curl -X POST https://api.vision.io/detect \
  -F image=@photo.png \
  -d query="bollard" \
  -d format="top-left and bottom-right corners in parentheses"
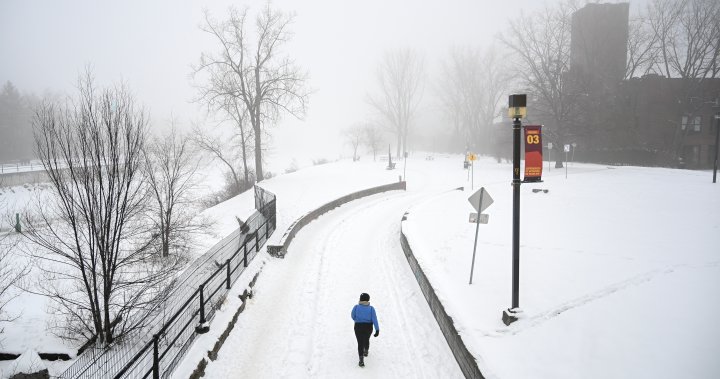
top-left (15, 213), bottom-right (21, 233)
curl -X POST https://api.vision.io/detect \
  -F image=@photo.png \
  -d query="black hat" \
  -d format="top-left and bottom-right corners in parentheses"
top-left (359, 293), bottom-right (370, 302)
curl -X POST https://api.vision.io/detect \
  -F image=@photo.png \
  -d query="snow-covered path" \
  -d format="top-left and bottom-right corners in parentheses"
top-left (202, 191), bottom-right (463, 378)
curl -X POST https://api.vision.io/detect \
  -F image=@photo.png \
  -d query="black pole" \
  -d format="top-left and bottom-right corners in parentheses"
top-left (152, 334), bottom-right (159, 379)
top-left (226, 259), bottom-right (231, 289)
top-left (511, 117), bottom-right (521, 309)
top-left (713, 116), bottom-right (719, 183)
top-left (243, 245), bottom-right (248, 267)
top-left (199, 284), bottom-right (206, 325)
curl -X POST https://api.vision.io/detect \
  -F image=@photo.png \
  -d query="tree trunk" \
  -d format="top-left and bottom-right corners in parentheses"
top-left (396, 134), bottom-right (401, 158)
top-left (253, 117), bottom-right (263, 182)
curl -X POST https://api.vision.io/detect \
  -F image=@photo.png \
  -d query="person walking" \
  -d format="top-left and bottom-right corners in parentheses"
top-left (351, 292), bottom-right (380, 367)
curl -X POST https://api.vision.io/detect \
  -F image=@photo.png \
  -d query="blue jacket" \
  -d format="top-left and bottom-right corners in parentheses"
top-left (351, 303), bottom-right (379, 331)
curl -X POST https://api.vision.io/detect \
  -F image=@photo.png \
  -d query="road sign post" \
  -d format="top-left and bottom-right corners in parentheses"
top-left (468, 187), bottom-right (493, 285)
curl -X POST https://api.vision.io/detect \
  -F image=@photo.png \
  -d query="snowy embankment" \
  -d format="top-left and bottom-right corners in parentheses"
top-left (0, 159), bottom-right (399, 378)
top-left (402, 160), bottom-right (720, 379)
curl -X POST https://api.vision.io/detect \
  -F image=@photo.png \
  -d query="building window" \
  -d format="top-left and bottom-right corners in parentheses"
top-left (681, 115), bottom-right (702, 132)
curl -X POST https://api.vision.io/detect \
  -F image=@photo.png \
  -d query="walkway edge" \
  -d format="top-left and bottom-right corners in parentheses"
top-left (400, 220), bottom-right (485, 379)
top-left (267, 181), bottom-right (406, 257)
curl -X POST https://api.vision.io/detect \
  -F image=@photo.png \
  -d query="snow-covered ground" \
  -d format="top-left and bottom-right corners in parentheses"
top-left (199, 191), bottom-right (463, 378)
top-left (2, 154), bottom-right (719, 378)
top-left (185, 154), bottom-right (718, 379)
top-left (402, 158), bottom-right (720, 379)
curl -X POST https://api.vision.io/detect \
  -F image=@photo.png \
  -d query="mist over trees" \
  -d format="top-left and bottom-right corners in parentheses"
top-left (367, 49), bottom-right (425, 158)
top-left (0, 81), bottom-right (35, 162)
top-left (193, 4), bottom-right (310, 183)
top-left (437, 45), bottom-right (510, 155)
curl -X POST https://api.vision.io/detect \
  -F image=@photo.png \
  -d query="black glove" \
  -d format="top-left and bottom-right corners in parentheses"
top-left (374, 330), bottom-right (379, 337)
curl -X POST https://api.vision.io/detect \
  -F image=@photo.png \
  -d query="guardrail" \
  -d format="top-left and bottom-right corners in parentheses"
top-left (267, 181), bottom-right (406, 258)
top-left (59, 186), bottom-right (276, 379)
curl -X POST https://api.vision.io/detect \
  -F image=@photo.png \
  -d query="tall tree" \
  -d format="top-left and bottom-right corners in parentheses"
top-left (0, 81), bottom-right (35, 161)
top-left (645, 0), bottom-right (720, 161)
top-left (24, 73), bottom-right (179, 345)
top-left (500, 1), bottom-right (582, 167)
top-left (144, 125), bottom-right (206, 258)
top-left (194, 4), bottom-right (310, 182)
top-left (368, 48), bottom-right (424, 158)
top-left (648, 0), bottom-right (720, 80)
top-left (439, 45), bottom-right (510, 153)
top-left (343, 125), bottom-right (364, 161)
top-left (363, 123), bottom-right (383, 161)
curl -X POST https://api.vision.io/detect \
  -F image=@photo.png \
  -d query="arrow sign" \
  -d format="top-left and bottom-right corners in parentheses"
top-left (468, 187), bottom-right (493, 213)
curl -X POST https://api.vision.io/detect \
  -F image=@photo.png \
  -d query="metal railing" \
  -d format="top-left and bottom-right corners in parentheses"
top-left (59, 186), bottom-right (276, 379)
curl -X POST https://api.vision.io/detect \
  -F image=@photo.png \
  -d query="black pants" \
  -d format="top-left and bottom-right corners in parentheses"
top-left (354, 323), bottom-right (373, 358)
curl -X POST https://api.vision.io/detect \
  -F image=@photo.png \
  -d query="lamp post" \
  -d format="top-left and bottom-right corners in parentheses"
top-left (503, 94), bottom-right (526, 326)
top-left (714, 114), bottom-right (719, 183)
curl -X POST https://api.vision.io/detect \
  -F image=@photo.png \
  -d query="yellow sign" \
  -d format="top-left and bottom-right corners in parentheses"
top-left (467, 153), bottom-right (477, 161)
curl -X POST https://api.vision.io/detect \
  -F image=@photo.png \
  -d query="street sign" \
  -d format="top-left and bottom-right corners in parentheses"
top-left (467, 153), bottom-right (477, 161)
top-left (468, 187), bottom-right (493, 213)
top-left (564, 144), bottom-right (571, 152)
top-left (469, 213), bottom-right (489, 224)
top-left (548, 142), bottom-right (553, 149)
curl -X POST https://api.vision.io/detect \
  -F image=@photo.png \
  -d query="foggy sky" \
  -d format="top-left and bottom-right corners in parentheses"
top-left (1, 0), bottom-right (643, 165)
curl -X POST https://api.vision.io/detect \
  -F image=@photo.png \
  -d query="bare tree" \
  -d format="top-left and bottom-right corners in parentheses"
top-left (439, 45), bottom-right (510, 153)
top-left (0, 218), bottom-right (28, 328)
top-left (192, 123), bottom-right (252, 199)
top-left (362, 123), bottom-right (383, 161)
top-left (367, 48), bottom-right (424, 158)
top-left (625, 14), bottom-right (660, 79)
top-left (500, 1), bottom-right (582, 168)
top-left (144, 125), bottom-right (207, 258)
top-left (343, 125), bottom-right (364, 161)
top-left (194, 4), bottom-right (310, 182)
top-left (648, 0), bottom-right (720, 80)
top-left (645, 0), bottom-right (720, 161)
top-left (24, 74), bottom-right (179, 345)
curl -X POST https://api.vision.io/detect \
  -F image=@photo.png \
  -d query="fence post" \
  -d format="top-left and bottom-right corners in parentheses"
top-left (226, 259), bottom-right (231, 289)
top-left (198, 284), bottom-right (206, 324)
top-left (255, 232), bottom-right (259, 252)
top-left (153, 334), bottom-right (159, 379)
top-left (195, 284), bottom-right (209, 333)
top-left (243, 245), bottom-right (248, 267)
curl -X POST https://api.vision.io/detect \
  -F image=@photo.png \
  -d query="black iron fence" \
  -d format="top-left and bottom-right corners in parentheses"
top-left (59, 186), bottom-right (276, 379)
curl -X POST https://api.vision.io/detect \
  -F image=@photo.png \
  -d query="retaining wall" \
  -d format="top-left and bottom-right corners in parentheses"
top-left (267, 181), bottom-right (406, 257)
top-left (400, 221), bottom-right (485, 379)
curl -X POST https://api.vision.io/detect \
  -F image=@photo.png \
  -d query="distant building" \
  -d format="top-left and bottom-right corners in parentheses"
top-left (568, 2), bottom-right (719, 169)
top-left (571, 3), bottom-right (629, 87)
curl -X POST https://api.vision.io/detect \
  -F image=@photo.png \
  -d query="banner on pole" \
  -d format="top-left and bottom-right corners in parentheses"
top-left (523, 125), bottom-right (543, 182)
